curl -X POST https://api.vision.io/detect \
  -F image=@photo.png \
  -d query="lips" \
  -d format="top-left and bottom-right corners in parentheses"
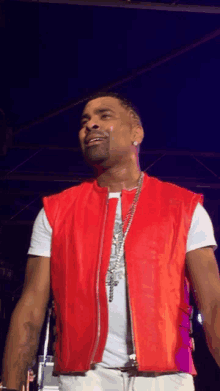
top-left (86, 139), bottom-right (105, 147)
top-left (85, 136), bottom-right (106, 145)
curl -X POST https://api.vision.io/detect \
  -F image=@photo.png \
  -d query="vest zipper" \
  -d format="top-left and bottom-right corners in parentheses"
top-left (90, 195), bottom-right (109, 367)
top-left (125, 255), bottom-right (138, 368)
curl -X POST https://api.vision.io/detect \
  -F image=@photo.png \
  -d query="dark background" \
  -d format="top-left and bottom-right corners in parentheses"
top-left (0, 1), bottom-right (220, 389)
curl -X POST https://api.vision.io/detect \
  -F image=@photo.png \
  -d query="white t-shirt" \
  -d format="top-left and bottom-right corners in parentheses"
top-left (28, 197), bottom-right (217, 258)
top-left (27, 194), bottom-right (218, 368)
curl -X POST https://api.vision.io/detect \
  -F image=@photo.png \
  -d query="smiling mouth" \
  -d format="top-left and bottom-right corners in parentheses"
top-left (86, 139), bottom-right (106, 146)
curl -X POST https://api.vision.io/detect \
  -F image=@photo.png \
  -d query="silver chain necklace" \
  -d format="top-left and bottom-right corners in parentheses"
top-left (106, 172), bottom-right (144, 302)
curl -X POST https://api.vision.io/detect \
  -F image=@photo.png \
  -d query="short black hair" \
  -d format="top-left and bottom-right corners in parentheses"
top-left (83, 90), bottom-right (143, 128)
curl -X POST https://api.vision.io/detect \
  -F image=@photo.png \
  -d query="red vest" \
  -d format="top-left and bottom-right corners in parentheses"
top-left (43, 173), bottom-right (203, 376)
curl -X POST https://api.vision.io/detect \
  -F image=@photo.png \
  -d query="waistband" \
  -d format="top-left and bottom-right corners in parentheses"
top-left (109, 367), bottom-right (181, 377)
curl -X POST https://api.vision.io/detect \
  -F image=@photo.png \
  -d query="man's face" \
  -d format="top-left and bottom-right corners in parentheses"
top-left (79, 97), bottom-right (136, 168)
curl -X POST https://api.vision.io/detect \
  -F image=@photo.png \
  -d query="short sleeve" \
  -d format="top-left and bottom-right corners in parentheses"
top-left (27, 208), bottom-right (52, 257)
top-left (186, 202), bottom-right (218, 253)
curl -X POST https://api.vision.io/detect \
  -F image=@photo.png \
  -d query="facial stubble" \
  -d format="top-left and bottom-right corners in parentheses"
top-left (83, 139), bottom-right (110, 166)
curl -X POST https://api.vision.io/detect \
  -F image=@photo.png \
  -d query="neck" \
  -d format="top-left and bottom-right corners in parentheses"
top-left (94, 163), bottom-right (142, 193)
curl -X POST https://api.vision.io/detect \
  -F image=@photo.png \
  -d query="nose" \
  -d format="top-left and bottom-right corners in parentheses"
top-left (86, 122), bottom-right (100, 132)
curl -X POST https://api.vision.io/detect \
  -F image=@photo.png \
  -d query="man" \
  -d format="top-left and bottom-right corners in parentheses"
top-left (1, 91), bottom-right (220, 391)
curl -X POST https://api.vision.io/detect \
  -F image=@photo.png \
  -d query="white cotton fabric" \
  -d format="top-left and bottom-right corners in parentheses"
top-left (59, 363), bottom-right (195, 391)
top-left (27, 196), bottom-right (217, 259)
top-left (27, 193), bottom-right (217, 386)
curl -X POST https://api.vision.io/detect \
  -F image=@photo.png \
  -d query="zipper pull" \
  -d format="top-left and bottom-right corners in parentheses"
top-left (129, 353), bottom-right (138, 366)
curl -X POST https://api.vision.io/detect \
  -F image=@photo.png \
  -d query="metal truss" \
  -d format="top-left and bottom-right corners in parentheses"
top-left (2, 1), bottom-right (220, 226)
top-left (1, 147), bottom-right (220, 185)
top-left (1, 148), bottom-right (220, 228)
top-left (15, 1), bottom-right (220, 15)
top-left (13, 27), bottom-right (220, 137)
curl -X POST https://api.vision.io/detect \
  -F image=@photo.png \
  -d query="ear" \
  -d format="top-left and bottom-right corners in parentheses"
top-left (129, 111), bottom-right (144, 145)
top-left (134, 125), bottom-right (144, 145)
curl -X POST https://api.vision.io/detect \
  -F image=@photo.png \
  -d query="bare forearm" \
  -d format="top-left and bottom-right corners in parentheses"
top-left (1, 310), bottom-right (41, 391)
top-left (203, 303), bottom-right (220, 368)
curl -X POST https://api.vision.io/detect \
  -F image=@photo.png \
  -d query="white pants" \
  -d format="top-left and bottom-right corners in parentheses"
top-left (58, 364), bottom-right (195, 391)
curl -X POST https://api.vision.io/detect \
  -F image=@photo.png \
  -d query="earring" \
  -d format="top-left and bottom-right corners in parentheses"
top-left (133, 141), bottom-right (138, 146)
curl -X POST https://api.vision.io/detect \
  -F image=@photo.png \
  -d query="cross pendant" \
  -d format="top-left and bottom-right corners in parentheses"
top-left (113, 233), bottom-right (119, 253)
top-left (109, 272), bottom-right (118, 302)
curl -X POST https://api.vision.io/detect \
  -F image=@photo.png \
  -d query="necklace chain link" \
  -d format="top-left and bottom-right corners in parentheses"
top-left (107, 172), bottom-right (144, 302)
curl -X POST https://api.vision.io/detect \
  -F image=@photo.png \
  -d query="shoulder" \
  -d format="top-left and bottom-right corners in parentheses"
top-left (42, 178), bottom-right (95, 227)
top-left (44, 178), bottom-right (94, 204)
top-left (147, 175), bottom-right (203, 203)
top-left (45, 183), bottom-right (82, 203)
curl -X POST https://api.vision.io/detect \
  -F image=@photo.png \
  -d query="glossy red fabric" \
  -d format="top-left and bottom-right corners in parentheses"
top-left (43, 173), bottom-right (203, 376)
